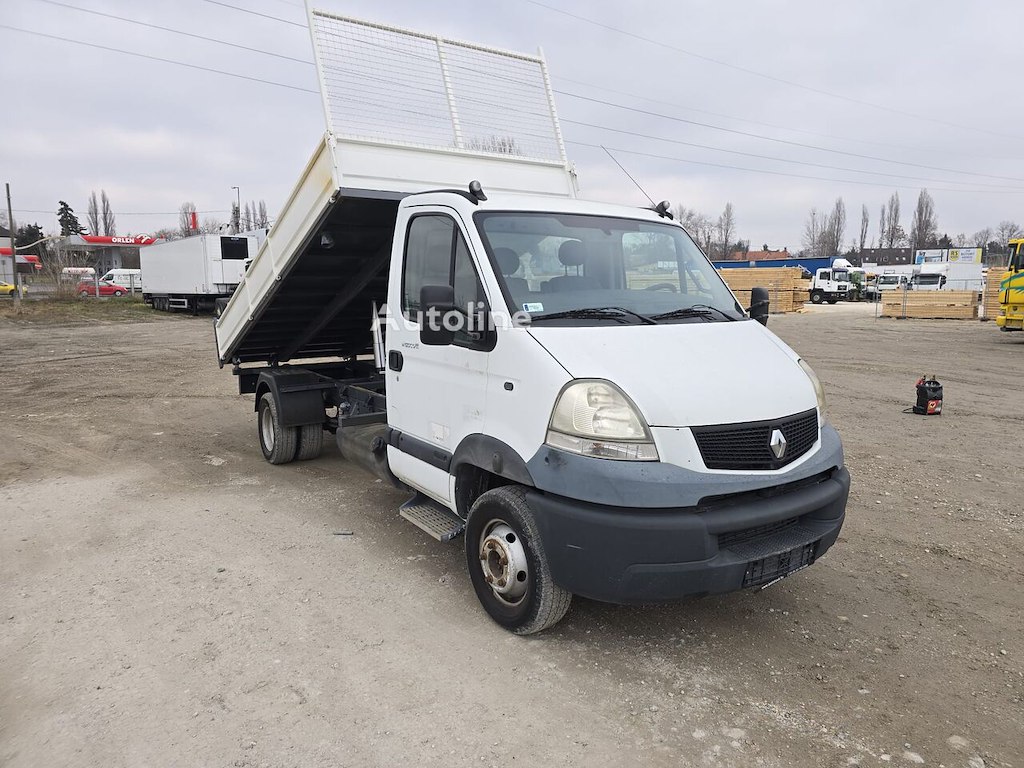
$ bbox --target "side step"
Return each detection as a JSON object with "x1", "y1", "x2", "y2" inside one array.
[{"x1": 399, "y1": 495, "x2": 465, "y2": 542}]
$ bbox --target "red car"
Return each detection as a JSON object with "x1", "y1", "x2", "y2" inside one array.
[{"x1": 77, "y1": 280, "x2": 129, "y2": 297}]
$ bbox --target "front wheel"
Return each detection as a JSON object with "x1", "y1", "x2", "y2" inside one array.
[
  {"x1": 80, "y1": 290, "x2": 90, "y2": 297},
  {"x1": 257, "y1": 392, "x2": 298, "y2": 464},
  {"x1": 465, "y1": 486, "x2": 572, "y2": 634},
  {"x1": 114, "y1": 290, "x2": 123, "y2": 297},
  {"x1": 810, "y1": 290, "x2": 824, "y2": 304}
]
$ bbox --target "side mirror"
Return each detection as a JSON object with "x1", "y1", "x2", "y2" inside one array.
[
  {"x1": 419, "y1": 284, "x2": 456, "y2": 346},
  {"x1": 748, "y1": 286, "x2": 770, "y2": 326}
]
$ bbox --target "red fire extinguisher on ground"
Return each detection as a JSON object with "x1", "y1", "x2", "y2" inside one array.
[{"x1": 911, "y1": 375, "x2": 943, "y2": 415}]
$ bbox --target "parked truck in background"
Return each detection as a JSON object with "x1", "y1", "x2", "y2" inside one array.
[
  {"x1": 809, "y1": 266, "x2": 851, "y2": 304},
  {"x1": 213, "y1": 10, "x2": 850, "y2": 634},
  {"x1": 997, "y1": 238, "x2": 1024, "y2": 331},
  {"x1": 142, "y1": 234, "x2": 255, "y2": 312}
]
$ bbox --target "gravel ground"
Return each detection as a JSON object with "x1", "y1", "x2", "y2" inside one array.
[{"x1": 1, "y1": 308, "x2": 1020, "y2": 767}]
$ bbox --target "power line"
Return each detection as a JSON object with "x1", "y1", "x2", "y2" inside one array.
[
  {"x1": 35, "y1": 1, "x2": 1018, "y2": 187},
  {"x1": 568, "y1": 142, "x2": 1024, "y2": 196},
  {"x1": 4, "y1": 16, "x2": 1020, "y2": 194},
  {"x1": 200, "y1": 0, "x2": 307, "y2": 28},
  {"x1": 0, "y1": 23, "x2": 318, "y2": 94},
  {"x1": 523, "y1": 0, "x2": 1023, "y2": 143},
  {"x1": 557, "y1": 90, "x2": 1024, "y2": 185},
  {"x1": 34, "y1": 0, "x2": 313, "y2": 65},
  {"x1": 554, "y1": 74, "x2": 1024, "y2": 164},
  {"x1": 561, "y1": 119, "x2": 1024, "y2": 191}
]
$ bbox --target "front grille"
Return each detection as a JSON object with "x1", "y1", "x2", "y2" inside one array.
[
  {"x1": 691, "y1": 409, "x2": 819, "y2": 470},
  {"x1": 718, "y1": 517, "x2": 799, "y2": 549}
]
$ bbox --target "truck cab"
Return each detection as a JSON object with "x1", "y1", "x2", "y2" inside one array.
[
  {"x1": 810, "y1": 267, "x2": 850, "y2": 304},
  {"x1": 997, "y1": 238, "x2": 1024, "y2": 331},
  {"x1": 213, "y1": 9, "x2": 850, "y2": 634}
]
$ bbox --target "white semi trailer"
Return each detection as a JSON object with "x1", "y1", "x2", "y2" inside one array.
[
  {"x1": 214, "y1": 9, "x2": 850, "y2": 633},
  {"x1": 142, "y1": 233, "x2": 256, "y2": 312}
]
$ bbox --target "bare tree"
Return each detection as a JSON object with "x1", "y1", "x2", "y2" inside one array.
[
  {"x1": 716, "y1": 203, "x2": 736, "y2": 259},
  {"x1": 100, "y1": 190, "x2": 116, "y2": 236},
  {"x1": 971, "y1": 227, "x2": 993, "y2": 247},
  {"x1": 178, "y1": 202, "x2": 198, "y2": 237},
  {"x1": 229, "y1": 203, "x2": 240, "y2": 235},
  {"x1": 821, "y1": 198, "x2": 846, "y2": 258},
  {"x1": 996, "y1": 220, "x2": 1023, "y2": 244},
  {"x1": 673, "y1": 204, "x2": 715, "y2": 255},
  {"x1": 86, "y1": 191, "x2": 100, "y2": 235},
  {"x1": 859, "y1": 204, "x2": 869, "y2": 252},
  {"x1": 882, "y1": 192, "x2": 902, "y2": 249},
  {"x1": 257, "y1": 200, "x2": 269, "y2": 228},
  {"x1": 909, "y1": 189, "x2": 938, "y2": 250},
  {"x1": 802, "y1": 208, "x2": 822, "y2": 257},
  {"x1": 152, "y1": 227, "x2": 179, "y2": 242},
  {"x1": 200, "y1": 217, "x2": 224, "y2": 234}
]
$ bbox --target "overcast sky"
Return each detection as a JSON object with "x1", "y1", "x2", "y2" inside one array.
[{"x1": 3, "y1": 0, "x2": 1023, "y2": 249}]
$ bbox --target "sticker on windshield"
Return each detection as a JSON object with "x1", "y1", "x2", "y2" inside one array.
[{"x1": 523, "y1": 302, "x2": 544, "y2": 312}]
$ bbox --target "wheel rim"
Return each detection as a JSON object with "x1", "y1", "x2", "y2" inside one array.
[
  {"x1": 260, "y1": 406, "x2": 275, "y2": 452},
  {"x1": 478, "y1": 520, "x2": 529, "y2": 605}
]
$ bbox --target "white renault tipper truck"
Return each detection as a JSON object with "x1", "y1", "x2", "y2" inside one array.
[{"x1": 214, "y1": 10, "x2": 850, "y2": 634}]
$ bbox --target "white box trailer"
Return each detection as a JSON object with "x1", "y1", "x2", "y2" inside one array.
[
  {"x1": 142, "y1": 234, "x2": 256, "y2": 312},
  {"x1": 213, "y1": 9, "x2": 849, "y2": 634}
]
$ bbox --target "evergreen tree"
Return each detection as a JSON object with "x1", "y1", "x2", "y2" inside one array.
[{"x1": 57, "y1": 201, "x2": 84, "y2": 236}]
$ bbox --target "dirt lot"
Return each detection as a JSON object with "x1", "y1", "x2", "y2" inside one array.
[{"x1": 1, "y1": 307, "x2": 1021, "y2": 767}]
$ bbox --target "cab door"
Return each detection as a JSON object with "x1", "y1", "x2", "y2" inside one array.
[{"x1": 385, "y1": 208, "x2": 494, "y2": 506}]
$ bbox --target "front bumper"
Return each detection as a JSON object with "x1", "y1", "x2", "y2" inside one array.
[{"x1": 529, "y1": 466, "x2": 850, "y2": 604}]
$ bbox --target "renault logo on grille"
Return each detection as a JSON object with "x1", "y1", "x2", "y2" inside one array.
[{"x1": 769, "y1": 428, "x2": 788, "y2": 459}]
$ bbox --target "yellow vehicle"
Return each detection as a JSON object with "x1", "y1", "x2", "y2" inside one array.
[
  {"x1": 1, "y1": 280, "x2": 28, "y2": 297},
  {"x1": 997, "y1": 238, "x2": 1024, "y2": 331}
]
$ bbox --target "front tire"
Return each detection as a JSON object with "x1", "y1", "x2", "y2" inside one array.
[
  {"x1": 257, "y1": 392, "x2": 298, "y2": 464},
  {"x1": 114, "y1": 290, "x2": 123, "y2": 297},
  {"x1": 810, "y1": 290, "x2": 824, "y2": 304},
  {"x1": 80, "y1": 290, "x2": 89, "y2": 297},
  {"x1": 465, "y1": 486, "x2": 572, "y2": 634}
]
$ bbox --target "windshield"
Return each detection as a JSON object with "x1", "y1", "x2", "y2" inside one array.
[
  {"x1": 879, "y1": 275, "x2": 899, "y2": 285},
  {"x1": 915, "y1": 274, "x2": 943, "y2": 285},
  {"x1": 475, "y1": 212, "x2": 742, "y2": 324},
  {"x1": 833, "y1": 269, "x2": 850, "y2": 282}
]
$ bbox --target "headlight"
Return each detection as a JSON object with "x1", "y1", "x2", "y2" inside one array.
[
  {"x1": 797, "y1": 358, "x2": 826, "y2": 419},
  {"x1": 546, "y1": 380, "x2": 658, "y2": 461}
]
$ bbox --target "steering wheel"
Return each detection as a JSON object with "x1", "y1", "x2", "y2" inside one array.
[{"x1": 644, "y1": 283, "x2": 678, "y2": 292}]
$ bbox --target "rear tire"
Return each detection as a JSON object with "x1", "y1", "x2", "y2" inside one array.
[
  {"x1": 80, "y1": 290, "x2": 89, "y2": 297},
  {"x1": 257, "y1": 392, "x2": 298, "y2": 465},
  {"x1": 295, "y1": 424, "x2": 324, "y2": 461},
  {"x1": 465, "y1": 486, "x2": 572, "y2": 635}
]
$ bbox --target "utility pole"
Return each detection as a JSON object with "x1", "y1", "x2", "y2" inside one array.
[
  {"x1": 5, "y1": 182, "x2": 20, "y2": 306},
  {"x1": 231, "y1": 186, "x2": 240, "y2": 234}
]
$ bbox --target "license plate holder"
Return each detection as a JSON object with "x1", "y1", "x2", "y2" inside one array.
[{"x1": 743, "y1": 542, "x2": 817, "y2": 589}]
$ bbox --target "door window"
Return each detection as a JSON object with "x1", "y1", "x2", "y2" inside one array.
[{"x1": 402, "y1": 213, "x2": 491, "y2": 348}]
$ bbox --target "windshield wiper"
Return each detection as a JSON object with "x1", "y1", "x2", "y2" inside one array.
[
  {"x1": 530, "y1": 306, "x2": 657, "y2": 325},
  {"x1": 651, "y1": 304, "x2": 738, "y2": 322}
]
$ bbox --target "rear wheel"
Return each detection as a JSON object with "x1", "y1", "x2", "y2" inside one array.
[
  {"x1": 8, "y1": 288, "x2": 15, "y2": 297},
  {"x1": 80, "y1": 290, "x2": 89, "y2": 297},
  {"x1": 295, "y1": 424, "x2": 324, "y2": 461},
  {"x1": 465, "y1": 486, "x2": 572, "y2": 634},
  {"x1": 257, "y1": 392, "x2": 298, "y2": 465}
]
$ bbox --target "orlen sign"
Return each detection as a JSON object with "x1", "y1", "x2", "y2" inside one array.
[{"x1": 81, "y1": 234, "x2": 158, "y2": 246}]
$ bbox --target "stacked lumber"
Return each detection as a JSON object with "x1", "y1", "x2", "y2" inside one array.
[
  {"x1": 718, "y1": 267, "x2": 808, "y2": 313},
  {"x1": 880, "y1": 290, "x2": 979, "y2": 319},
  {"x1": 981, "y1": 269, "x2": 1009, "y2": 321}
]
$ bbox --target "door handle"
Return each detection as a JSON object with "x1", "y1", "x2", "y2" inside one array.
[{"x1": 388, "y1": 350, "x2": 404, "y2": 371}]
